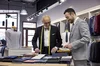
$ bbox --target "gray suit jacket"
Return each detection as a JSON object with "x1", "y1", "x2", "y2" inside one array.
[{"x1": 69, "y1": 18, "x2": 90, "y2": 60}]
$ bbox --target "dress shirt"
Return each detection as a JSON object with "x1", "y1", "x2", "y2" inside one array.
[
  {"x1": 44, "y1": 28, "x2": 49, "y2": 46},
  {"x1": 44, "y1": 26, "x2": 58, "y2": 49}
]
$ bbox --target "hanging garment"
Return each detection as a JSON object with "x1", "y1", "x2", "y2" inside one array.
[
  {"x1": 94, "y1": 14, "x2": 100, "y2": 35},
  {"x1": 89, "y1": 16, "x2": 95, "y2": 35},
  {"x1": 89, "y1": 42, "x2": 100, "y2": 63}
]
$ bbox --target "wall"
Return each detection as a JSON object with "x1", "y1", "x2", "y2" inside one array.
[{"x1": 37, "y1": 0, "x2": 100, "y2": 26}]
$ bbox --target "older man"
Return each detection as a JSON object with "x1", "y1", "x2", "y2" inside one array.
[{"x1": 32, "y1": 15, "x2": 62, "y2": 55}]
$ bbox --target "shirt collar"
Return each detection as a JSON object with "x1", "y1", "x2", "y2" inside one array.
[
  {"x1": 44, "y1": 26, "x2": 51, "y2": 30},
  {"x1": 73, "y1": 17, "x2": 79, "y2": 25}
]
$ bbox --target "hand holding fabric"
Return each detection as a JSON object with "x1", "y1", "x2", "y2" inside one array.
[
  {"x1": 51, "y1": 47, "x2": 58, "y2": 53},
  {"x1": 35, "y1": 48, "x2": 40, "y2": 53},
  {"x1": 63, "y1": 43, "x2": 72, "y2": 49}
]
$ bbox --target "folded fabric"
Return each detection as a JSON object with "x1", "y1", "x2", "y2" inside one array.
[
  {"x1": 52, "y1": 53, "x2": 68, "y2": 57},
  {"x1": 31, "y1": 54, "x2": 45, "y2": 59},
  {"x1": 43, "y1": 56, "x2": 60, "y2": 60},
  {"x1": 3, "y1": 56, "x2": 18, "y2": 59},
  {"x1": 13, "y1": 58, "x2": 26, "y2": 62},
  {"x1": 13, "y1": 57, "x2": 32, "y2": 62},
  {"x1": 23, "y1": 53, "x2": 38, "y2": 57},
  {"x1": 60, "y1": 56, "x2": 72, "y2": 61},
  {"x1": 24, "y1": 60, "x2": 36, "y2": 63},
  {"x1": 21, "y1": 57, "x2": 32, "y2": 60},
  {"x1": 46, "y1": 58, "x2": 60, "y2": 63},
  {"x1": 1, "y1": 56, "x2": 17, "y2": 62}
]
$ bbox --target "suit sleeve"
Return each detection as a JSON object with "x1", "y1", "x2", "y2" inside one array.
[
  {"x1": 71, "y1": 21, "x2": 90, "y2": 50},
  {"x1": 32, "y1": 28, "x2": 39, "y2": 50},
  {"x1": 56, "y1": 27, "x2": 62, "y2": 47}
]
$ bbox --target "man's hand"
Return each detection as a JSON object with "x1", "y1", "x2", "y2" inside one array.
[
  {"x1": 51, "y1": 47, "x2": 58, "y2": 53},
  {"x1": 35, "y1": 48, "x2": 40, "y2": 53},
  {"x1": 67, "y1": 44, "x2": 72, "y2": 49},
  {"x1": 63, "y1": 43, "x2": 72, "y2": 49},
  {"x1": 63, "y1": 43, "x2": 69, "y2": 48}
]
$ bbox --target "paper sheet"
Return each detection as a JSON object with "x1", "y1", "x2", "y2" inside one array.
[{"x1": 31, "y1": 54, "x2": 45, "y2": 59}]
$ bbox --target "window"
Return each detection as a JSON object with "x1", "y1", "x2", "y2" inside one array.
[
  {"x1": 0, "y1": 29, "x2": 5, "y2": 40},
  {"x1": 28, "y1": 30, "x2": 35, "y2": 36},
  {"x1": 0, "y1": 14, "x2": 6, "y2": 27},
  {"x1": 23, "y1": 22, "x2": 36, "y2": 47},
  {"x1": 7, "y1": 14, "x2": 17, "y2": 27},
  {"x1": 0, "y1": 14, "x2": 17, "y2": 28},
  {"x1": 0, "y1": 13, "x2": 18, "y2": 40},
  {"x1": 23, "y1": 23, "x2": 36, "y2": 28}
]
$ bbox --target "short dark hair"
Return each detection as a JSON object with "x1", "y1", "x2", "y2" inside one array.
[{"x1": 64, "y1": 8, "x2": 76, "y2": 15}]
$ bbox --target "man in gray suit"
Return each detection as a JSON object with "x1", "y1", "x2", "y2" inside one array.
[{"x1": 63, "y1": 8, "x2": 90, "y2": 66}]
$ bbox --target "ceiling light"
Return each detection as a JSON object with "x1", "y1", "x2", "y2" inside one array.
[
  {"x1": 59, "y1": 2, "x2": 62, "y2": 5},
  {"x1": 37, "y1": 13, "x2": 39, "y2": 16},
  {"x1": 31, "y1": 17, "x2": 33, "y2": 20},
  {"x1": 60, "y1": 0, "x2": 66, "y2": 3},
  {"x1": 43, "y1": 9, "x2": 46, "y2": 13},
  {"x1": 38, "y1": 11, "x2": 42, "y2": 15},
  {"x1": 27, "y1": 18, "x2": 30, "y2": 21},
  {"x1": 20, "y1": 9, "x2": 28, "y2": 15},
  {"x1": 69, "y1": 6, "x2": 73, "y2": 8}
]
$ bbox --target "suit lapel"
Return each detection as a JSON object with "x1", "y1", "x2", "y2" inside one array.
[
  {"x1": 42, "y1": 27, "x2": 44, "y2": 47},
  {"x1": 50, "y1": 26, "x2": 52, "y2": 45},
  {"x1": 40, "y1": 26, "x2": 44, "y2": 49},
  {"x1": 70, "y1": 19, "x2": 79, "y2": 38}
]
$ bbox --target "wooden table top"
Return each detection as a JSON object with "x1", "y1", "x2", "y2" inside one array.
[{"x1": 0, "y1": 62, "x2": 68, "y2": 66}]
